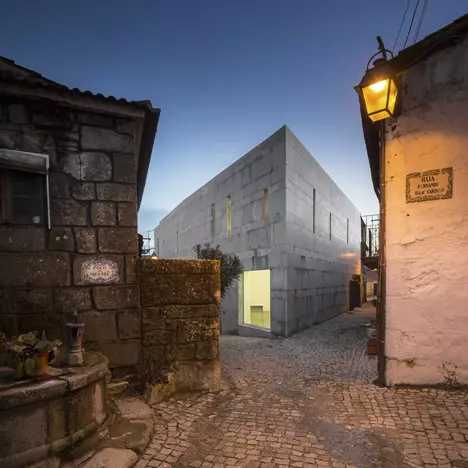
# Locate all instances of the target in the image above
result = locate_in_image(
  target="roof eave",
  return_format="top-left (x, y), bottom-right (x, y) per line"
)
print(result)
top-left (137, 106), bottom-right (161, 209)
top-left (0, 76), bottom-right (161, 208)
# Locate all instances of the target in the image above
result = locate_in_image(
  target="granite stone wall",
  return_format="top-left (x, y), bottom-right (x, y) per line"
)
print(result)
top-left (140, 259), bottom-right (221, 393)
top-left (0, 96), bottom-right (140, 374)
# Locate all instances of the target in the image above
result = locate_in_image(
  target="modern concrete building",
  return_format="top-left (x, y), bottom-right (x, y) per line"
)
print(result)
top-left (155, 126), bottom-right (361, 337)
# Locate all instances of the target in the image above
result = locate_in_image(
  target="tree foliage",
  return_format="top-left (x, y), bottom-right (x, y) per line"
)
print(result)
top-left (194, 244), bottom-right (243, 299)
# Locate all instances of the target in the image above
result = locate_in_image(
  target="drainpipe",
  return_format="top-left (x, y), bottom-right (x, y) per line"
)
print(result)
top-left (377, 120), bottom-right (387, 386)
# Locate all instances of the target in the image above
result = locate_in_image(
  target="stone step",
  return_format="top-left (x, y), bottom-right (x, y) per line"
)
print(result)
top-left (81, 448), bottom-right (137, 468)
top-left (101, 418), bottom-right (153, 455)
top-left (114, 396), bottom-right (153, 420)
top-left (107, 380), bottom-right (129, 397)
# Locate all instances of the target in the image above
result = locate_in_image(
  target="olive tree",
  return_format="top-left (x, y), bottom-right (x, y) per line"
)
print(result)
top-left (194, 244), bottom-right (243, 298)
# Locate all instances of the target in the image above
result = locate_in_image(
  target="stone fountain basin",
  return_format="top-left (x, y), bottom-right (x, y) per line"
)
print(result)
top-left (0, 352), bottom-right (109, 468)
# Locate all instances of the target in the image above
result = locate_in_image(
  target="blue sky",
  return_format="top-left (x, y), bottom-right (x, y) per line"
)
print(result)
top-left (1, 1), bottom-right (466, 236)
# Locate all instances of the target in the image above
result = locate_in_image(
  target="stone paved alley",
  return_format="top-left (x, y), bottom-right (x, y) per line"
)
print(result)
top-left (139, 306), bottom-right (468, 468)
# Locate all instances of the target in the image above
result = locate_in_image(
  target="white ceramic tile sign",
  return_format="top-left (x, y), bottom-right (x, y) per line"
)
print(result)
top-left (82, 258), bottom-right (119, 283)
top-left (406, 167), bottom-right (453, 203)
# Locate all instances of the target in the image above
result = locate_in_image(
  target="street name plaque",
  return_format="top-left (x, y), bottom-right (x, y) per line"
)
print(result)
top-left (406, 167), bottom-right (453, 203)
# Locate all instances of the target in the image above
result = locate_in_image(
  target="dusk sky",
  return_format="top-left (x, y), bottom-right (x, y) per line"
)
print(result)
top-left (1, 1), bottom-right (466, 236)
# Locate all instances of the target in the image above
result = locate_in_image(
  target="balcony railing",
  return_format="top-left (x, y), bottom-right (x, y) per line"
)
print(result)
top-left (361, 214), bottom-right (380, 259)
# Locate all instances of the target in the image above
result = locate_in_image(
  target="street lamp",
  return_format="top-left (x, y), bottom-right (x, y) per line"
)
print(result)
top-left (355, 37), bottom-right (399, 122)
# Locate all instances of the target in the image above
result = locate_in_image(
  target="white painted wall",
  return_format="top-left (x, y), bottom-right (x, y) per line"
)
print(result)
top-left (384, 36), bottom-right (468, 385)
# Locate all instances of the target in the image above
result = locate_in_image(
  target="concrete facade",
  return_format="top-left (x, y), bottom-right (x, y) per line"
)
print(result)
top-left (383, 34), bottom-right (468, 386)
top-left (155, 126), bottom-right (361, 337)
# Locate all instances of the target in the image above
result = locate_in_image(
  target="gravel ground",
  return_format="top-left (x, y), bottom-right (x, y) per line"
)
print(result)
top-left (139, 305), bottom-right (468, 468)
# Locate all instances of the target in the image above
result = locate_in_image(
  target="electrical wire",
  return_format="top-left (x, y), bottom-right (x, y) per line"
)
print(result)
top-left (413, 0), bottom-right (429, 43)
top-left (393, 0), bottom-right (412, 53)
top-left (403, 0), bottom-right (421, 49)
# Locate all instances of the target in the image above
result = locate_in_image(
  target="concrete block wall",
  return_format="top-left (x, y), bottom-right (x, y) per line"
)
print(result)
top-left (0, 96), bottom-right (140, 374)
top-left (155, 127), bottom-right (288, 334)
top-left (283, 127), bottom-right (361, 336)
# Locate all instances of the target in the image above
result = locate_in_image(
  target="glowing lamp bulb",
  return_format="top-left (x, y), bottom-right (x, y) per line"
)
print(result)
top-left (369, 80), bottom-right (387, 92)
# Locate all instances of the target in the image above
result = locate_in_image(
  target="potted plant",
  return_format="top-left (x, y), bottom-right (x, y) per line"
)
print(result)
top-left (0, 331), bottom-right (61, 379)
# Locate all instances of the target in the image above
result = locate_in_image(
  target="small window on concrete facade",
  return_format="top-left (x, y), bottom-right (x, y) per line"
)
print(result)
top-left (313, 188), bottom-right (316, 233)
top-left (329, 213), bottom-right (332, 240)
top-left (211, 203), bottom-right (216, 235)
top-left (0, 149), bottom-right (50, 227)
top-left (263, 189), bottom-right (268, 225)
top-left (239, 269), bottom-right (271, 330)
top-left (226, 196), bottom-right (231, 238)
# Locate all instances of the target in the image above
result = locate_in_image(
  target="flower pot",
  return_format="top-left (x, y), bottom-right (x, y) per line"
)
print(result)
top-left (367, 340), bottom-right (377, 356)
top-left (36, 353), bottom-right (49, 375)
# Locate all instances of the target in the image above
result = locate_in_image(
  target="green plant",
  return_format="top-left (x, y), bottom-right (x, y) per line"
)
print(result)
top-left (351, 274), bottom-right (361, 283)
top-left (0, 331), bottom-right (61, 379)
top-left (194, 244), bottom-right (243, 298)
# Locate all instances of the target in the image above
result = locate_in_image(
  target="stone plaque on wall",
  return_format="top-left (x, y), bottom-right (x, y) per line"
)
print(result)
top-left (406, 167), bottom-right (453, 203)
top-left (82, 258), bottom-right (119, 283)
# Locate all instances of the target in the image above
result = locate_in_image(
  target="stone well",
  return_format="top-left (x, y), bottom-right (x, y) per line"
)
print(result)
top-left (0, 352), bottom-right (108, 468)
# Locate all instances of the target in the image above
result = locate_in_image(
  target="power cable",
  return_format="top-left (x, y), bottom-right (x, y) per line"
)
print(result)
top-left (393, 0), bottom-right (412, 53)
top-left (403, 0), bottom-right (421, 49)
top-left (413, 0), bottom-right (429, 43)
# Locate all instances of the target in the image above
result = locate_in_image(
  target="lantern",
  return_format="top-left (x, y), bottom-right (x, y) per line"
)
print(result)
top-left (355, 38), bottom-right (399, 122)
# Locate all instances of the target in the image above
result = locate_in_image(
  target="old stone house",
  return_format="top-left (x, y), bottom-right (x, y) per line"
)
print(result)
top-left (357, 14), bottom-right (468, 386)
top-left (0, 57), bottom-right (160, 376)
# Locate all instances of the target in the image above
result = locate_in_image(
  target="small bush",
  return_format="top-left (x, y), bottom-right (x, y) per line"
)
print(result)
top-left (194, 244), bottom-right (243, 298)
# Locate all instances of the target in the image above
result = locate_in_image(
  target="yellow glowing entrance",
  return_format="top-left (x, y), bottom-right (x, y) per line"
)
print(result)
top-left (239, 269), bottom-right (271, 330)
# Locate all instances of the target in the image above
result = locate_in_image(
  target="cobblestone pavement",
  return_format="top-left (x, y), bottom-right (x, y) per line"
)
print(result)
top-left (140, 306), bottom-right (468, 468)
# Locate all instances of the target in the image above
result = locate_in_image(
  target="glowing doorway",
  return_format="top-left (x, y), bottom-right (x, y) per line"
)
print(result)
top-left (239, 269), bottom-right (271, 330)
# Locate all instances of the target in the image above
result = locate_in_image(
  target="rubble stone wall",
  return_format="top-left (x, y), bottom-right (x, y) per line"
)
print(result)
top-left (0, 96), bottom-right (141, 375)
top-left (140, 259), bottom-right (221, 393)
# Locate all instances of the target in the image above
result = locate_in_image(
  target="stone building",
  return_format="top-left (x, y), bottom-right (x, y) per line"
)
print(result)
top-left (357, 14), bottom-right (468, 385)
top-left (0, 57), bottom-right (160, 376)
top-left (155, 126), bottom-right (361, 337)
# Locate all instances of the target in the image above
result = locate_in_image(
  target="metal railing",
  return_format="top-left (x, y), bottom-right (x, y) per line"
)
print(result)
top-left (361, 214), bottom-right (380, 258)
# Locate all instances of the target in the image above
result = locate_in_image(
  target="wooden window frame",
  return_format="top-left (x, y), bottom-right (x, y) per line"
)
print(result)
top-left (0, 149), bottom-right (50, 228)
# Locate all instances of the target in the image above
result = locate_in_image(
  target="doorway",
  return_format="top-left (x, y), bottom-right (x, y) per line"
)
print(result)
top-left (239, 269), bottom-right (271, 330)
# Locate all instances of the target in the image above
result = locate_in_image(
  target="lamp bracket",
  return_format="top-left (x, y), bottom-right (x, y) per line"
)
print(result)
top-left (366, 37), bottom-right (394, 70)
